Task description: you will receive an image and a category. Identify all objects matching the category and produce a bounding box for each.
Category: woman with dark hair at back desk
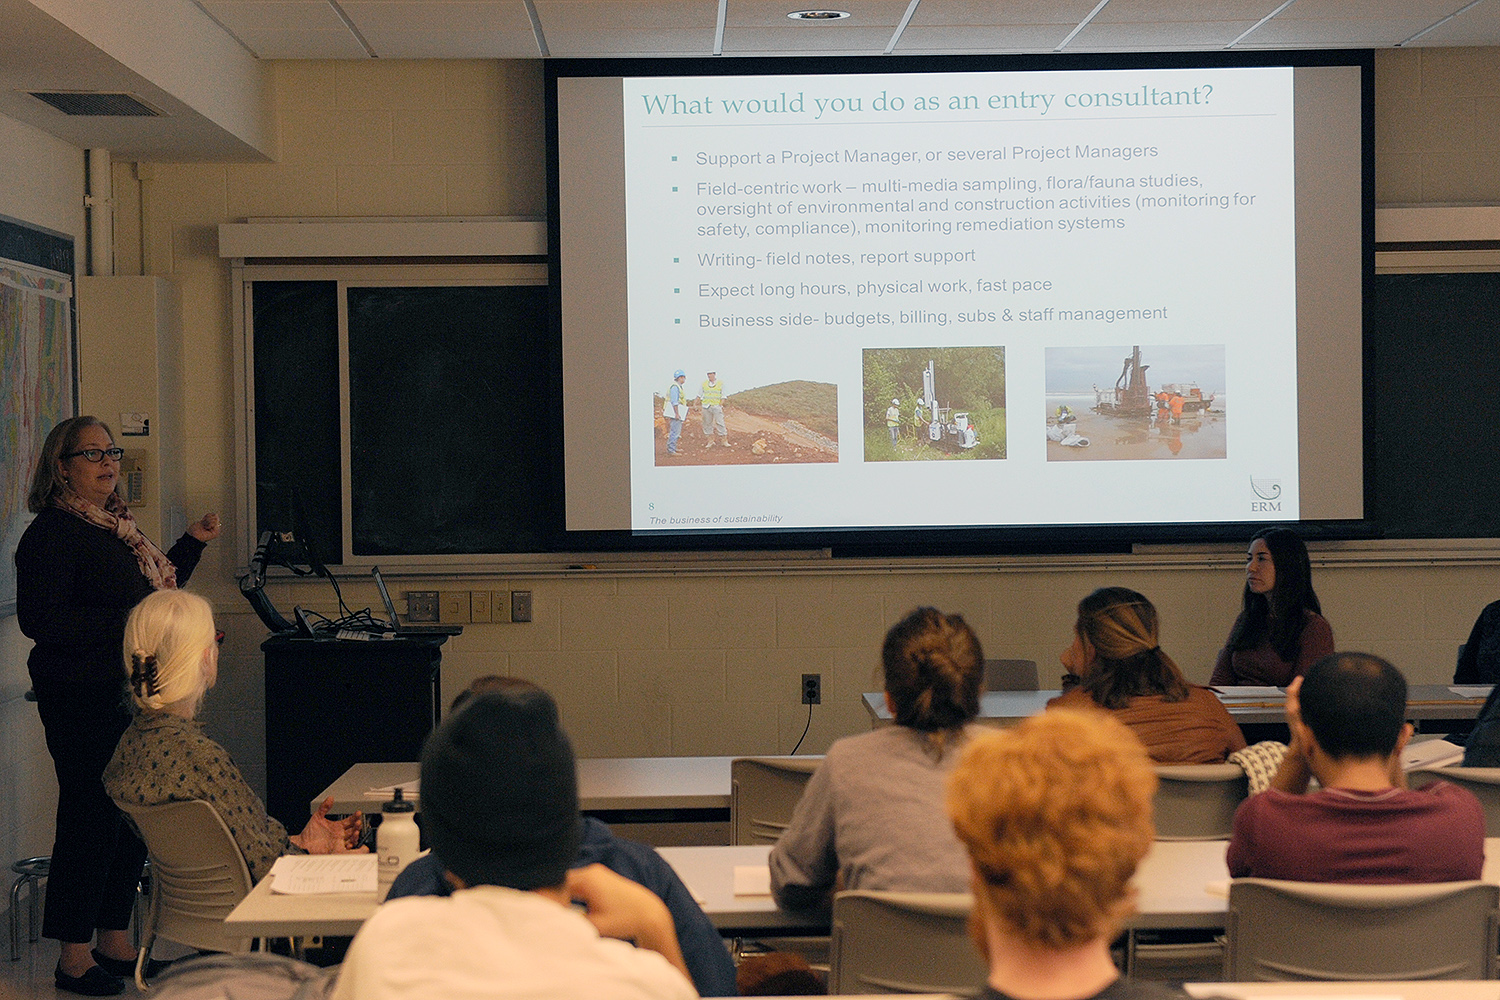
[15,416,219,996]
[1210,527,1334,688]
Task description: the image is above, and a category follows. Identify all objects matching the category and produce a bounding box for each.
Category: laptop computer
[372,566,464,636]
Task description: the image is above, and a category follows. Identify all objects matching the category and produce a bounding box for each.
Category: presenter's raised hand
[188,512,221,542]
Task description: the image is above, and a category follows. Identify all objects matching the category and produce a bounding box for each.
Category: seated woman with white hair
[103,590,365,882]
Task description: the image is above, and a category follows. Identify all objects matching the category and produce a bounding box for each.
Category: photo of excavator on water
[1044,344,1226,461]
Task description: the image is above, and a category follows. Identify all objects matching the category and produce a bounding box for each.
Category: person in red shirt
[1227,652,1484,883]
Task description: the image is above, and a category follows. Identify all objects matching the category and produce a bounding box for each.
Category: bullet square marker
[672,186,678,191]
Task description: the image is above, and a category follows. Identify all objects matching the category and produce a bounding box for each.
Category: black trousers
[32,677,145,944]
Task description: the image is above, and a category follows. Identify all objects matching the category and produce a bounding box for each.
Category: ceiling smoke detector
[787,10,851,20]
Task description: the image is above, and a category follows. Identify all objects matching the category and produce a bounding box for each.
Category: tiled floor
[0,935,197,1000]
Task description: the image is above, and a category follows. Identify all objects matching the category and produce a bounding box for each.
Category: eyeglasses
[62,447,125,462]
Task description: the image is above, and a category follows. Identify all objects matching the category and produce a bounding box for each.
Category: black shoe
[54,964,124,997]
[90,948,173,979]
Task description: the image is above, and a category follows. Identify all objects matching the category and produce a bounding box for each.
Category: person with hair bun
[769,606,986,911]
[1049,587,1245,764]
[947,710,1192,1000]
[104,591,365,890]
[1210,527,1334,687]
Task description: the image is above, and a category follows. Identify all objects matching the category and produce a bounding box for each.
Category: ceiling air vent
[28,92,163,116]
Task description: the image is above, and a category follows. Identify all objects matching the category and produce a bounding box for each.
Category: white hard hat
[892,398,900,404]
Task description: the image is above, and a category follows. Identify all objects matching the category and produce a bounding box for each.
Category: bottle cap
[383,786,416,813]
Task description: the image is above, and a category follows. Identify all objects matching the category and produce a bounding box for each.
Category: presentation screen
[551,53,1370,545]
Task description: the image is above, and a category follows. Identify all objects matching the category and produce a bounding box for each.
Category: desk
[318,757,750,815]
[318,756,822,846]
[862,685,1491,733]
[225,837,1500,944]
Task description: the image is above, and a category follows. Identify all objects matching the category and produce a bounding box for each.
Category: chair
[828,890,983,995]
[114,799,256,991]
[730,757,820,845]
[983,659,1039,691]
[1407,766,1500,834]
[1224,878,1499,981]
[1151,763,1249,840]
[8,856,48,960]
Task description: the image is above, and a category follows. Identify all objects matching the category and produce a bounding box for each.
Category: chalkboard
[252,280,555,558]
[252,280,343,566]
[1368,271,1500,538]
[346,284,556,554]
[248,272,1500,559]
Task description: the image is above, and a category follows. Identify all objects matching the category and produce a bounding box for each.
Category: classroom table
[316,756,742,816]
[861,685,1492,732]
[317,755,825,847]
[224,837,1500,945]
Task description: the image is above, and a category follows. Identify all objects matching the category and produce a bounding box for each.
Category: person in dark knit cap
[330,687,697,1000]
[387,677,736,996]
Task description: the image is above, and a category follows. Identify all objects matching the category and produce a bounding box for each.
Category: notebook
[372,566,463,636]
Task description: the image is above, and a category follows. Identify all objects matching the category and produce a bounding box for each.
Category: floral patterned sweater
[104,711,293,883]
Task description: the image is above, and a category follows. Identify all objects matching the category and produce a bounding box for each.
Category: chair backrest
[730,757,820,845]
[828,890,984,995]
[1152,763,1249,840]
[1225,878,1500,981]
[983,658,1039,691]
[1407,766,1500,835]
[115,798,255,955]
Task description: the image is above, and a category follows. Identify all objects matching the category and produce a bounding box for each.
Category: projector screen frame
[545,48,1376,558]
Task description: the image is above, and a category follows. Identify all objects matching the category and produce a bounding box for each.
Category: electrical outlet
[439,591,470,624]
[407,591,439,622]
[801,673,821,705]
[510,590,532,623]
[470,590,493,623]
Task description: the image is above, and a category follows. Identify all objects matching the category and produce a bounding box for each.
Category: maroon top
[1227,781,1484,883]
[1210,610,1334,687]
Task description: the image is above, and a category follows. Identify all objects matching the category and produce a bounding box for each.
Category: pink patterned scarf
[52,488,178,590]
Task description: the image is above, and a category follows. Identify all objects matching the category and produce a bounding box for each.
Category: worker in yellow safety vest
[700,371,729,448]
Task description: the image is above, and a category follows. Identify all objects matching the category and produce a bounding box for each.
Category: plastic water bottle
[377,787,419,884]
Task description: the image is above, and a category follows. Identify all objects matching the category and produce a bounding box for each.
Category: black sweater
[16,507,205,696]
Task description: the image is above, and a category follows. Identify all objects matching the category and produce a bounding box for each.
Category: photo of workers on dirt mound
[653,369,838,466]
[862,347,1007,462]
[1044,344,1226,461]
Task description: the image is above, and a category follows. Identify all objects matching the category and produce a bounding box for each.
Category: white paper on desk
[733,866,771,896]
[1213,686,1284,700]
[1402,738,1465,771]
[269,855,378,894]
[364,781,419,800]
[1452,685,1492,699]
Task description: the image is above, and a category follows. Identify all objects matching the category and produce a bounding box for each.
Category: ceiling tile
[533,1,721,31]
[726,0,910,29]
[893,24,1075,52]
[907,0,1100,27]
[721,25,904,53]
[544,28,721,56]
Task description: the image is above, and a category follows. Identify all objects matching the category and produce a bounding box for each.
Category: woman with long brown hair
[1049,587,1245,764]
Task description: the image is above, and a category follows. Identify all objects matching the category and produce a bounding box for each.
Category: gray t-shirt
[769,723,983,911]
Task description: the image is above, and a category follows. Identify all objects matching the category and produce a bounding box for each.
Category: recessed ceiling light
[788,10,851,21]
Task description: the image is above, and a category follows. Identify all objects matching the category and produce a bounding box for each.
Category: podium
[262,635,444,827]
